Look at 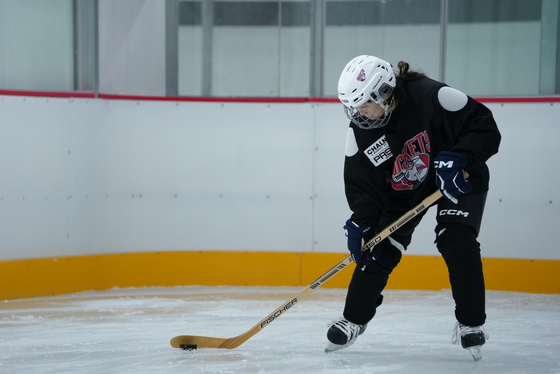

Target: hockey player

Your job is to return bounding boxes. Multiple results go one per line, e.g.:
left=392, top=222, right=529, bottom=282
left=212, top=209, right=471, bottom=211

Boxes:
left=326, top=55, right=501, bottom=361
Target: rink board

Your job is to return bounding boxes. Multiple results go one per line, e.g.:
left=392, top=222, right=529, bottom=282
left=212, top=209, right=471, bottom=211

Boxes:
left=1, top=251, right=559, bottom=300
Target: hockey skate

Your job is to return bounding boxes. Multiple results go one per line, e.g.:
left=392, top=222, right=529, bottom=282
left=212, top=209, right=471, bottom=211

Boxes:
left=452, top=322, right=489, bottom=361
left=325, top=317, right=367, bottom=352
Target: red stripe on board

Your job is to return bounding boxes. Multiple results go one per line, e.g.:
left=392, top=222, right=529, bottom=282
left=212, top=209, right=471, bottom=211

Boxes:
left=307, top=98, right=339, bottom=103
left=475, top=97, right=560, bottom=103
left=0, top=89, right=95, bottom=98
left=97, top=93, right=308, bottom=103
left=1, top=89, right=559, bottom=103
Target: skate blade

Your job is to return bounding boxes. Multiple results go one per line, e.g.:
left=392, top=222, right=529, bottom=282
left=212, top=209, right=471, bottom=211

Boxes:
left=325, top=339, right=359, bottom=353
left=467, top=346, right=482, bottom=361
left=325, top=340, right=351, bottom=353
left=324, top=342, right=343, bottom=353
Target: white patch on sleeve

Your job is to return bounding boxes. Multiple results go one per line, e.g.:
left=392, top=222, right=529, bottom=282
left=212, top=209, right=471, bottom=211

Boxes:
left=438, top=86, right=468, bottom=112
left=345, top=127, right=359, bottom=157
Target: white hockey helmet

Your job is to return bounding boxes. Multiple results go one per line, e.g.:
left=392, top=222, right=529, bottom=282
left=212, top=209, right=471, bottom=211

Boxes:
left=338, top=55, right=396, bottom=129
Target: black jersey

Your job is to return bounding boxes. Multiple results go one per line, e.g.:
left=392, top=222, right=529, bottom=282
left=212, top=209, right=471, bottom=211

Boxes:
left=344, top=77, right=501, bottom=228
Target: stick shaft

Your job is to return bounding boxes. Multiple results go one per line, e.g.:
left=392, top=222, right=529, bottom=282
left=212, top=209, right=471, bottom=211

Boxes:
left=362, top=189, right=442, bottom=252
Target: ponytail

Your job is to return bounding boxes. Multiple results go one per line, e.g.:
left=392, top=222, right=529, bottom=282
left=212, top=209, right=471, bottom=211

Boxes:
left=393, top=61, right=427, bottom=107
left=396, top=61, right=426, bottom=81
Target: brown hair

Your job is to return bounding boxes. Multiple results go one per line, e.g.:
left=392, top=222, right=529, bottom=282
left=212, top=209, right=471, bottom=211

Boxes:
left=396, top=61, right=426, bottom=81
left=392, top=61, right=427, bottom=107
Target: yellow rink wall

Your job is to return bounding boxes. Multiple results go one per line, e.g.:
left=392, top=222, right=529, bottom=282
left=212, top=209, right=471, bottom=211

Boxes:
left=1, top=251, right=559, bottom=300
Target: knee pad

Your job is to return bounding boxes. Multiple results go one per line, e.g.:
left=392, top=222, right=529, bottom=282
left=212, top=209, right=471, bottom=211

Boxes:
left=435, top=223, right=480, bottom=260
left=365, top=237, right=403, bottom=274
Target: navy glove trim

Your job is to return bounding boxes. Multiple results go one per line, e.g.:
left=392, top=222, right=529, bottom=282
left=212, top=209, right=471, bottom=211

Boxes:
left=344, top=219, right=373, bottom=266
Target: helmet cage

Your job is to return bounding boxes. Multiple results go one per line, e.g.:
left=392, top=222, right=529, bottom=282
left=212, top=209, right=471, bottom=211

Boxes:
left=338, top=55, right=396, bottom=130
left=343, top=102, right=392, bottom=130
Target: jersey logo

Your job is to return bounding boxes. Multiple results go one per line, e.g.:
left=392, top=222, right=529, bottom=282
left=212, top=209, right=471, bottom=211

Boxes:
left=364, top=135, right=392, bottom=166
left=392, top=131, right=431, bottom=190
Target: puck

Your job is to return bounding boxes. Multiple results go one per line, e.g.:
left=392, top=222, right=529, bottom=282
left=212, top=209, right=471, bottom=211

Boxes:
left=180, top=344, right=197, bottom=351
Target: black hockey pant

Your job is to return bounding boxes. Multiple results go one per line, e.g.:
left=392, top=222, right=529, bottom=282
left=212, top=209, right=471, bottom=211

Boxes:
left=343, top=193, right=487, bottom=327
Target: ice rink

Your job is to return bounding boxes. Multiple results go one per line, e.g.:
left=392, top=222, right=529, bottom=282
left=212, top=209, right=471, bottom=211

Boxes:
left=1, top=285, right=559, bottom=374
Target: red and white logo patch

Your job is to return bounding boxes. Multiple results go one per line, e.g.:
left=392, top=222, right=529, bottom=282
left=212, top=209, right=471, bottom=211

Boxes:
left=357, top=69, right=366, bottom=82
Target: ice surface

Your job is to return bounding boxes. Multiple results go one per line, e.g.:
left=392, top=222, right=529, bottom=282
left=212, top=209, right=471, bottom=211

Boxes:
left=1, top=286, right=559, bottom=373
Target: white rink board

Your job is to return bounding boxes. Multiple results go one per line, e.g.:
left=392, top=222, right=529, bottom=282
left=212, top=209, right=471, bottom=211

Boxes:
left=0, top=96, right=558, bottom=261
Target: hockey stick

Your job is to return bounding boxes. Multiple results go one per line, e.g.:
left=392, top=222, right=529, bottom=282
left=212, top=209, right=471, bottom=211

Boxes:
left=170, top=189, right=443, bottom=350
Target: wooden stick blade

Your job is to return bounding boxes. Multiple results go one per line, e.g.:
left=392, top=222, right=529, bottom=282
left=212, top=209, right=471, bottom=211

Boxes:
left=170, top=335, right=231, bottom=349
left=169, top=259, right=352, bottom=350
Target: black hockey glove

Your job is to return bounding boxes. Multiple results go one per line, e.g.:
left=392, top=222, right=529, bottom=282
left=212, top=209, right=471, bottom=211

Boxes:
left=344, top=220, right=374, bottom=267
left=434, top=151, right=472, bottom=204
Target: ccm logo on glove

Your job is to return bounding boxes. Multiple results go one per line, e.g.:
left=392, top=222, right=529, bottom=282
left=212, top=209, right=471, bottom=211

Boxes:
left=434, top=159, right=456, bottom=168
